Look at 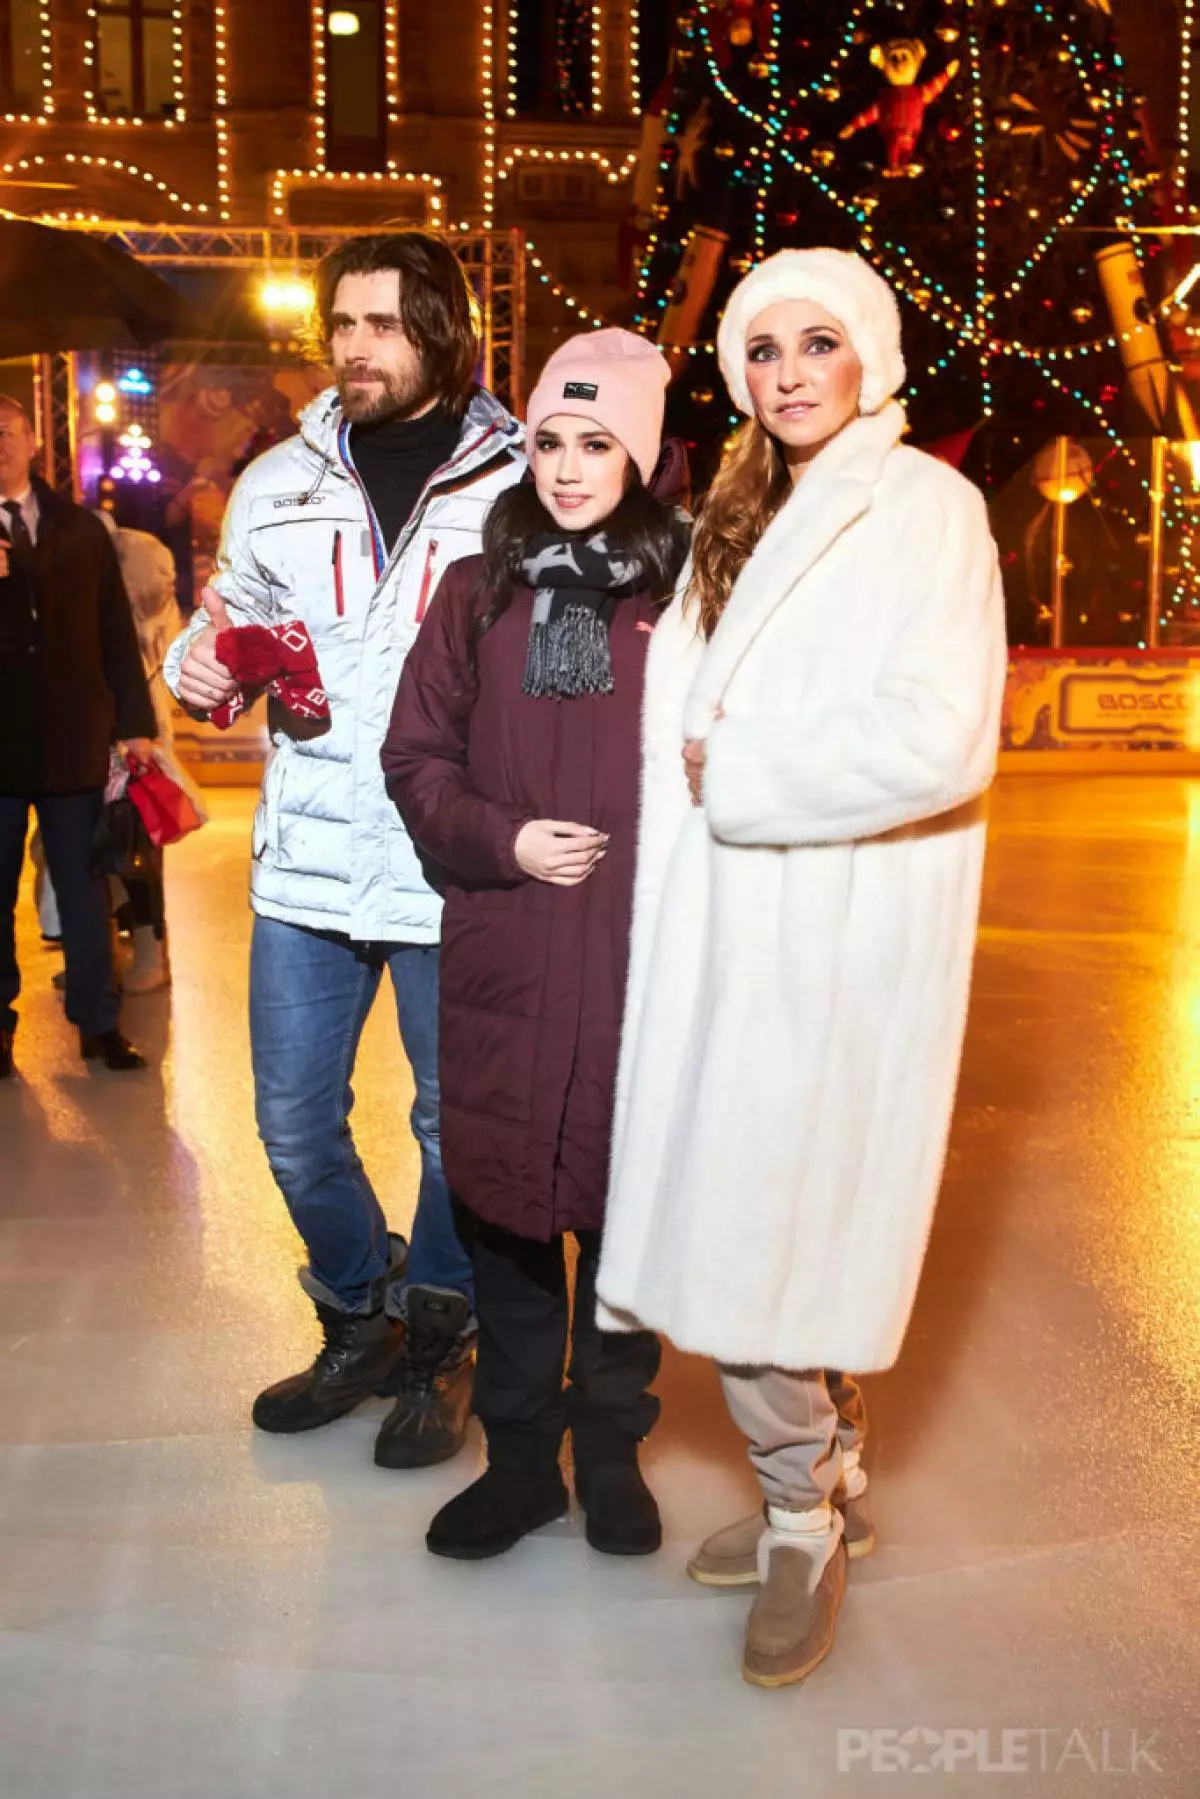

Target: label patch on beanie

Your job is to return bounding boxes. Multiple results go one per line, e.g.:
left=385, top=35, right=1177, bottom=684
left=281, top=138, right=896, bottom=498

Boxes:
left=562, top=381, right=599, bottom=401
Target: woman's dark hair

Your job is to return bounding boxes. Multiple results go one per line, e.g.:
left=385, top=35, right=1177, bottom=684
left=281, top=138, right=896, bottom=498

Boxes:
left=313, top=231, right=480, bottom=415
left=472, top=471, right=687, bottom=658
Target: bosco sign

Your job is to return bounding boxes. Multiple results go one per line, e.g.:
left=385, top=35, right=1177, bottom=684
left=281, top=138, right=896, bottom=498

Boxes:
left=1002, top=653, right=1200, bottom=753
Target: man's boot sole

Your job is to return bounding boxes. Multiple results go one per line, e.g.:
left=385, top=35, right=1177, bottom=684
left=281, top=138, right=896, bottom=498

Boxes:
left=425, top=1493, right=569, bottom=1561
left=688, top=1526, right=874, bottom=1588
left=253, top=1388, right=380, bottom=1434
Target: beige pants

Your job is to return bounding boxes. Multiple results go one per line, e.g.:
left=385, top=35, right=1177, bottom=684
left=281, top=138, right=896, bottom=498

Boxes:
left=718, top=1365, right=866, bottom=1511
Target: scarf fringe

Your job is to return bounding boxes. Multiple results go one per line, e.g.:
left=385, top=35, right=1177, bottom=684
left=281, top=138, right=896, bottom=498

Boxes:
left=523, top=604, right=615, bottom=699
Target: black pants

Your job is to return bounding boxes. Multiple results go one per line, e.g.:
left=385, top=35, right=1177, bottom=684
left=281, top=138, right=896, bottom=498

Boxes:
left=457, top=1205, right=661, bottom=1473
left=0, top=790, right=119, bottom=1036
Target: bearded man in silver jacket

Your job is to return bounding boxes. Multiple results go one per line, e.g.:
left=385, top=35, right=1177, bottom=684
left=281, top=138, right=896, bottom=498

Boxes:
left=165, top=232, right=524, bottom=1464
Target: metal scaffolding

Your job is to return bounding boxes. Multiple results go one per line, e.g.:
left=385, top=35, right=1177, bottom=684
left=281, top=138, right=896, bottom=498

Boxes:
left=59, top=223, right=527, bottom=413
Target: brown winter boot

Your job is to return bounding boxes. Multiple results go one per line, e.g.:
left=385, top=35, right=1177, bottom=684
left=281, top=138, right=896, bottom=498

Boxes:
left=688, top=1488, right=873, bottom=1588
left=742, top=1536, right=847, bottom=1689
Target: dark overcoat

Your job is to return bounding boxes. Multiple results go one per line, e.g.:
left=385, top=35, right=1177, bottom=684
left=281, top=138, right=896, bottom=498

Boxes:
left=0, top=476, right=155, bottom=793
left=382, top=552, right=659, bottom=1240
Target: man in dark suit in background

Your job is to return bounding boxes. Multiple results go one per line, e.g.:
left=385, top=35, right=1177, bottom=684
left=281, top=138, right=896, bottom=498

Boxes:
left=0, top=395, right=156, bottom=1076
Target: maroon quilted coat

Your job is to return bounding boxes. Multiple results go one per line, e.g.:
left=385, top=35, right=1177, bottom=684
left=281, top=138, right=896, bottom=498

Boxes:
left=381, top=553, right=660, bottom=1241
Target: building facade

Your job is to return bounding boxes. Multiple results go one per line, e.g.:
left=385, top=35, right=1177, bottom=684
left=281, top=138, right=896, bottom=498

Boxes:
left=0, top=1, right=666, bottom=377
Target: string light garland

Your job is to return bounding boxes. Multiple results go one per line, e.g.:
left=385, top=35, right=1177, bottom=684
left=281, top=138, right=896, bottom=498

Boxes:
left=966, top=1, right=992, bottom=417
left=3, top=151, right=209, bottom=214
left=505, top=0, right=519, bottom=118
left=591, top=1, right=603, bottom=115
left=629, top=0, right=640, bottom=118
left=385, top=0, right=401, bottom=126
left=524, top=240, right=608, bottom=325
left=214, top=2, right=232, bottom=219
left=270, top=167, right=444, bottom=224
left=312, top=2, right=328, bottom=166
left=481, top=0, right=497, bottom=225
left=84, top=3, right=187, bottom=126
left=1180, top=0, right=1195, bottom=208
left=497, top=145, right=638, bottom=185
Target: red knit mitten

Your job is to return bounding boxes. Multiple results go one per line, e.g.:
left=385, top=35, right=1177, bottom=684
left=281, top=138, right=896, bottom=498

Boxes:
left=210, top=621, right=330, bottom=729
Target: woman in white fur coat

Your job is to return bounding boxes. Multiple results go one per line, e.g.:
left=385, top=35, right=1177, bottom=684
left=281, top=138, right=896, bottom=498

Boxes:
left=596, top=249, right=1006, bottom=1689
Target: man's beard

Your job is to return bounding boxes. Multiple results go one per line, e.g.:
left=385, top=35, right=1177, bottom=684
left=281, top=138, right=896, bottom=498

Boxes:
left=336, top=363, right=432, bottom=425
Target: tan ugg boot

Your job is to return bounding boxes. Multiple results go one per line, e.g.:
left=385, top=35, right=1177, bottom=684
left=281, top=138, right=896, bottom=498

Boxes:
left=742, top=1527, right=847, bottom=1690
left=688, top=1487, right=873, bottom=1588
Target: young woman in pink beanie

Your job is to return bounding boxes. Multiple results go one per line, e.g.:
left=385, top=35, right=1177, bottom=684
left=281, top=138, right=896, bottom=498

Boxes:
left=597, top=250, right=1007, bottom=1686
left=381, top=328, right=688, bottom=1561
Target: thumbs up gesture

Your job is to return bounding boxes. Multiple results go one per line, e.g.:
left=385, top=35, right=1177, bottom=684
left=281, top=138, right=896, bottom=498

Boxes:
left=177, top=583, right=240, bottom=713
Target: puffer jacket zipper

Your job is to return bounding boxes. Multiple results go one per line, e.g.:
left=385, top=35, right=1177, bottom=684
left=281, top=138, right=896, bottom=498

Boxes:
left=332, top=529, right=345, bottom=617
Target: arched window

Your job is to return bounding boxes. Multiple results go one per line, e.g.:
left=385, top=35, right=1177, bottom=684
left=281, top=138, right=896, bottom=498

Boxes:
left=92, top=0, right=179, bottom=120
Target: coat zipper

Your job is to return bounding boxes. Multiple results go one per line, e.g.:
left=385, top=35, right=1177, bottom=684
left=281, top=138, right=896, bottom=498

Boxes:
left=415, top=539, right=438, bottom=624
left=332, top=528, right=345, bottom=617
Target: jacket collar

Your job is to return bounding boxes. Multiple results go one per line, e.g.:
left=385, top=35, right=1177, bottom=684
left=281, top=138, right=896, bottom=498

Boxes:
left=298, top=383, right=523, bottom=484
left=682, top=401, right=907, bottom=739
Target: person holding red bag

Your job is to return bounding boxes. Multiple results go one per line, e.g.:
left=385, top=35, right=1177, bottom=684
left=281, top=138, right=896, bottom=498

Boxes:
left=0, top=396, right=155, bottom=1076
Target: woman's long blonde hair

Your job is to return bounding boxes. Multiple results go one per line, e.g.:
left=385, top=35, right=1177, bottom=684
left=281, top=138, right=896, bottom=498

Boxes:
left=686, top=416, right=792, bottom=639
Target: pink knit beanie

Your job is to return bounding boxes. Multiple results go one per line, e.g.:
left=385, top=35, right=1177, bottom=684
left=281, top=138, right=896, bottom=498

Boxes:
left=525, top=328, right=671, bottom=486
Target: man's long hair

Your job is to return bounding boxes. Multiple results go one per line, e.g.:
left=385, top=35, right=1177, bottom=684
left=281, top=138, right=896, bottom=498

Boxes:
left=314, top=232, right=480, bottom=415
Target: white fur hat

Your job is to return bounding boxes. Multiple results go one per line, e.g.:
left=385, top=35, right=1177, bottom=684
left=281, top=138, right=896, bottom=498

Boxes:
left=717, top=247, right=906, bottom=417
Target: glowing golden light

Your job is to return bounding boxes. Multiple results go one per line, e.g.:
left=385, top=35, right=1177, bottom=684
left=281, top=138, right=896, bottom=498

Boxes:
left=258, top=276, right=315, bottom=315
left=328, top=9, right=361, bottom=34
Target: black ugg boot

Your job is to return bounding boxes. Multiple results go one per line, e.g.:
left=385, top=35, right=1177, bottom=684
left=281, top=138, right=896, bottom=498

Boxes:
left=374, top=1286, right=476, bottom=1469
left=574, top=1451, right=662, bottom=1556
left=252, top=1238, right=407, bottom=1434
left=426, top=1450, right=568, bottom=1560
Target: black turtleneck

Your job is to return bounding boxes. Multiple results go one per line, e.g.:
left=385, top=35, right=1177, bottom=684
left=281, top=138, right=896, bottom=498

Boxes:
left=349, top=405, right=463, bottom=555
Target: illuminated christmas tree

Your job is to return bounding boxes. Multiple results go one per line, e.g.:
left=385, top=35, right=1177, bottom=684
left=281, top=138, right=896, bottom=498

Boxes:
left=624, top=1, right=1195, bottom=640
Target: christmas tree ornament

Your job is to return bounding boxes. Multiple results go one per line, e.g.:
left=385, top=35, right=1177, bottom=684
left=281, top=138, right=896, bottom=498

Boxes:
left=838, top=39, right=960, bottom=178
left=1004, top=87, right=1099, bottom=165
left=675, top=99, right=714, bottom=198
left=1095, top=239, right=1172, bottom=432
left=700, top=0, right=777, bottom=68
left=657, top=225, right=730, bottom=356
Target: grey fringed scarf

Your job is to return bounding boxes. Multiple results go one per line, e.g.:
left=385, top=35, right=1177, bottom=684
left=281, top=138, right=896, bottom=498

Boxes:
left=520, top=530, right=643, bottom=699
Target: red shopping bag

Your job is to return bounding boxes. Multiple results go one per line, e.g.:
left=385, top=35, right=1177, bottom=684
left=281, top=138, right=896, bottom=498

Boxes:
left=125, top=754, right=205, bottom=847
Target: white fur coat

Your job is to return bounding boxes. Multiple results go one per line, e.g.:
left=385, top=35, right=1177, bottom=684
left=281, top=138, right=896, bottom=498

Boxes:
left=595, top=402, right=1006, bottom=1373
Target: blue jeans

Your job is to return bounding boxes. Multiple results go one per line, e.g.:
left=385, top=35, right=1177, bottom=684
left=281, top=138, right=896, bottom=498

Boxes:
left=249, top=914, right=473, bottom=1312
left=0, top=790, right=120, bottom=1037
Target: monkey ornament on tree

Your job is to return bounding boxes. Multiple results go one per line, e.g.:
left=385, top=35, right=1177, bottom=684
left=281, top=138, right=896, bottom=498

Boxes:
left=838, top=38, right=960, bottom=177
